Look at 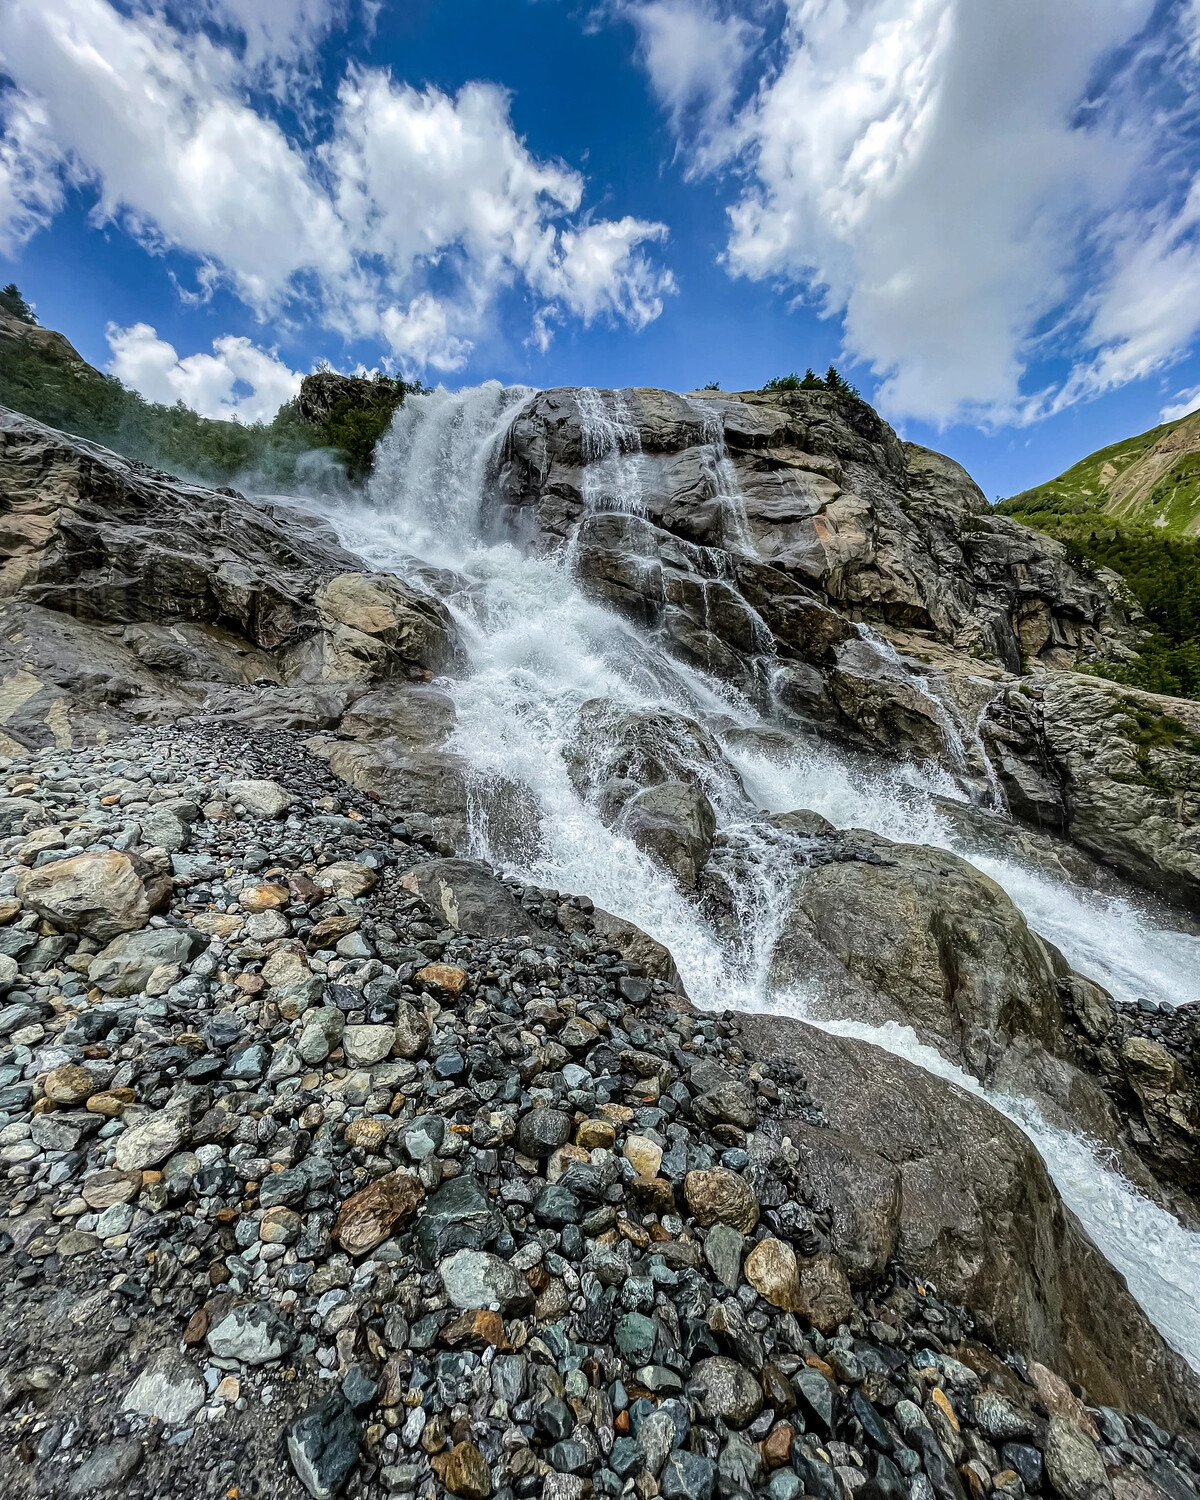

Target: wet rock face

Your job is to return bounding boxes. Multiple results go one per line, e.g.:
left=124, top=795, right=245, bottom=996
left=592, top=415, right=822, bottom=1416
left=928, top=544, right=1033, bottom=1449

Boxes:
left=489, top=385, right=1200, bottom=907
left=498, top=387, right=1127, bottom=675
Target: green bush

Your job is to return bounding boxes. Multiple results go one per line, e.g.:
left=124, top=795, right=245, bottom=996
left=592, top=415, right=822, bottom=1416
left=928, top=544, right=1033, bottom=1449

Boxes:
left=1, top=283, right=36, bottom=323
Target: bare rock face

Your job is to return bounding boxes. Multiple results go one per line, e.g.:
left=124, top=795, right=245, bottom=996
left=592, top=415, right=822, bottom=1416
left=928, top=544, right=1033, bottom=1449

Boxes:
left=0, top=407, right=459, bottom=748
left=984, top=677, right=1200, bottom=912
left=497, top=387, right=1128, bottom=675
left=731, top=1009, right=1200, bottom=1432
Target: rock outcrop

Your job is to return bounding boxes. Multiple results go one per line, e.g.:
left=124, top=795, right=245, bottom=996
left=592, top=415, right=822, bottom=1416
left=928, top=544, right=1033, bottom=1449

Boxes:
left=494, top=386, right=1200, bottom=911
left=732, top=1010, right=1200, bottom=1431
left=0, top=407, right=459, bottom=749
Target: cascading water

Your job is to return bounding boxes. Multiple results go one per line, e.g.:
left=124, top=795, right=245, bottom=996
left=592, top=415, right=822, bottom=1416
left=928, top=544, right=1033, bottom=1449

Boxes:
left=576, top=387, right=646, bottom=515
left=313, top=384, right=1200, bottom=1371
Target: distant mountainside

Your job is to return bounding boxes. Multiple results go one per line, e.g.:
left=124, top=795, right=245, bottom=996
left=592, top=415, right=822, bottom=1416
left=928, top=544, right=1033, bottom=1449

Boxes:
left=0, top=285, right=416, bottom=487
left=999, top=408, right=1200, bottom=537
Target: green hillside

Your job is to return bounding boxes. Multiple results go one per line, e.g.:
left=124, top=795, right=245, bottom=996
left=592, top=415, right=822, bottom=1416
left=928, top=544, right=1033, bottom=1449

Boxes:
left=999, top=407, right=1200, bottom=538
left=0, top=283, right=413, bottom=488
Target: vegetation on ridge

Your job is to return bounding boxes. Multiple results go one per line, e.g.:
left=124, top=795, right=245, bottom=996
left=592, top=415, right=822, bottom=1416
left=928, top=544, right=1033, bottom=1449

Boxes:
left=1001, top=466, right=1200, bottom=701
left=761, top=365, right=861, bottom=396
left=0, top=283, right=415, bottom=489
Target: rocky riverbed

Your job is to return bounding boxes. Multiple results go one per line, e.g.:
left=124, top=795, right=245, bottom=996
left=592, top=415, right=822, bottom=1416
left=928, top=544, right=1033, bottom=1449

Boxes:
left=0, top=724, right=1198, bottom=1500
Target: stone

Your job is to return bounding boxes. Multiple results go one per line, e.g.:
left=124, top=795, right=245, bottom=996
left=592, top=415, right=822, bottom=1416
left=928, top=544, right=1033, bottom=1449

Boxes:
left=624, top=1133, right=664, bottom=1178
left=440, top=1249, right=533, bottom=1313
left=139, top=808, right=189, bottom=852
left=684, top=1168, right=759, bottom=1232
left=114, top=1111, right=186, bottom=1172
left=393, top=1002, right=432, bottom=1059
left=703, top=1224, right=744, bottom=1292
left=403, top=1114, right=446, bottom=1161
left=342, top=1024, right=395, bottom=1066
left=206, top=1301, right=296, bottom=1365
left=333, top=1170, right=424, bottom=1255
left=317, top=861, right=377, bottom=898
left=260, top=1206, right=302, bottom=1244
left=792, top=1252, right=853, bottom=1335
left=288, top=1392, right=361, bottom=1500
left=344, top=1118, right=388, bottom=1152
left=517, top=1107, right=573, bottom=1158
left=432, top=1440, right=492, bottom=1499
left=1044, top=1417, right=1113, bottom=1500
left=81, top=1169, right=141, bottom=1210
left=226, top=779, right=292, bottom=818
left=690, top=1356, right=763, bottom=1428
left=43, top=1063, right=96, bottom=1107
left=17, top=851, right=166, bottom=941
left=615, top=1312, right=658, bottom=1365
left=415, top=962, right=469, bottom=997
left=298, top=1006, right=346, bottom=1064
left=67, top=1438, right=142, bottom=1495
left=417, top=1174, right=501, bottom=1261
left=123, top=1354, right=205, bottom=1426
left=744, top=1237, right=803, bottom=1311
left=89, top=927, right=200, bottom=995
left=576, top=1118, right=617, bottom=1151
left=661, top=1450, right=717, bottom=1500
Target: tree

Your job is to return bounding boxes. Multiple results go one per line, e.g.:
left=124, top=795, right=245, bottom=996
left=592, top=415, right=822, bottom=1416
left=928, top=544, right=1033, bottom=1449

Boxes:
left=0, top=283, right=37, bottom=324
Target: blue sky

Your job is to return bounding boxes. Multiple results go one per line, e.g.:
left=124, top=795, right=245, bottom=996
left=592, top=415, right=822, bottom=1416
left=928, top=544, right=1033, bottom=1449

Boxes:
left=3, top=1, right=1200, bottom=500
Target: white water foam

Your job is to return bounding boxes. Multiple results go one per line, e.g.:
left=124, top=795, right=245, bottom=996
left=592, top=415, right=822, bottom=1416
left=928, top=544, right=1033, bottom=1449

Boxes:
left=308, top=383, right=1200, bottom=1369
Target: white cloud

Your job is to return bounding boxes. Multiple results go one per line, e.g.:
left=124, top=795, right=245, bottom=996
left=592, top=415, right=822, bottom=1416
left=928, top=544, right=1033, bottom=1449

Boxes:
left=630, top=0, right=1200, bottom=427
left=624, top=0, right=759, bottom=171
left=379, top=295, right=470, bottom=372
left=106, top=321, right=302, bottom=422
left=0, top=87, right=65, bottom=258
left=0, top=0, right=674, bottom=366
left=1162, top=384, right=1200, bottom=424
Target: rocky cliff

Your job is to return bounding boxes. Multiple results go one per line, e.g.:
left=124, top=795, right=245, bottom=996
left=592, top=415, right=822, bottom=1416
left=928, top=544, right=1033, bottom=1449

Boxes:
left=1, top=390, right=1200, bottom=1500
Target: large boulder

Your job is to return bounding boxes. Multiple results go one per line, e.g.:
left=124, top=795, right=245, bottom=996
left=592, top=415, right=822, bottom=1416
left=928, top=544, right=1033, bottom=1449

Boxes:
left=398, top=859, right=554, bottom=941
left=768, top=832, right=1068, bottom=1085
left=619, top=780, right=716, bottom=889
left=17, top=850, right=169, bottom=941
left=730, top=1009, right=1200, bottom=1431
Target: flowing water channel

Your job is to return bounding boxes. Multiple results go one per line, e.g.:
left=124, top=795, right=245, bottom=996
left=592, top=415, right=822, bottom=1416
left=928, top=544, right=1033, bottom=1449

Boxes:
left=303, top=382, right=1200, bottom=1371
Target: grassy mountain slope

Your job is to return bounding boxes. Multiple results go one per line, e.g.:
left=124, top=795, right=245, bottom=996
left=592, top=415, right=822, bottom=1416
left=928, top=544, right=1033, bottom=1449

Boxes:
left=1000, top=408, right=1200, bottom=537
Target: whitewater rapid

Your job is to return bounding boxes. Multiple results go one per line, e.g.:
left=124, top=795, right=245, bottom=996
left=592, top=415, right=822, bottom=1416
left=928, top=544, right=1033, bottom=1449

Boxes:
left=307, top=382, right=1200, bottom=1371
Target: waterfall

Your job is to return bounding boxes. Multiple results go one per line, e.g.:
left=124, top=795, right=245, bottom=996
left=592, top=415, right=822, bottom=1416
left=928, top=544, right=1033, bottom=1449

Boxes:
left=576, top=387, right=646, bottom=515
left=314, top=384, right=1200, bottom=1372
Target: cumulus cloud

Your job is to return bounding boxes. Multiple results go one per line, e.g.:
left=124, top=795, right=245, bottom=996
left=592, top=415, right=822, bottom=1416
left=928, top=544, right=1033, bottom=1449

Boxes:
left=0, top=0, right=673, bottom=366
left=628, top=0, right=1200, bottom=427
left=106, top=321, right=302, bottom=422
